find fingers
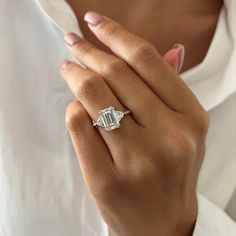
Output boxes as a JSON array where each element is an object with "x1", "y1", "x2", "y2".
[
  {"x1": 65, "y1": 101, "x2": 114, "y2": 192},
  {"x1": 84, "y1": 11, "x2": 199, "y2": 113},
  {"x1": 60, "y1": 61, "x2": 138, "y2": 160},
  {"x1": 64, "y1": 33, "x2": 169, "y2": 126}
]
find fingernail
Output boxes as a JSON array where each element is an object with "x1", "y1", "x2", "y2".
[
  {"x1": 84, "y1": 11, "x2": 104, "y2": 26},
  {"x1": 61, "y1": 60, "x2": 71, "y2": 69},
  {"x1": 173, "y1": 44, "x2": 185, "y2": 73},
  {"x1": 64, "y1": 33, "x2": 82, "y2": 46}
]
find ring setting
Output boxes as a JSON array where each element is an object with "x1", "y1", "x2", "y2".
[{"x1": 92, "y1": 106, "x2": 131, "y2": 131}]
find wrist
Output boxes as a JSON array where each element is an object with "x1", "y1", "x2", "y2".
[{"x1": 169, "y1": 194, "x2": 198, "y2": 236}]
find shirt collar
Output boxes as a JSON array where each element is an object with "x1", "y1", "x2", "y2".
[{"x1": 180, "y1": 4, "x2": 236, "y2": 111}]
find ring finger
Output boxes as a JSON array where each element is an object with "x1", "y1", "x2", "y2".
[{"x1": 60, "y1": 61, "x2": 138, "y2": 160}]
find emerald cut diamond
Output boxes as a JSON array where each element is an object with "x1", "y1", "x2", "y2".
[
  {"x1": 99, "y1": 106, "x2": 120, "y2": 131},
  {"x1": 93, "y1": 106, "x2": 131, "y2": 131}
]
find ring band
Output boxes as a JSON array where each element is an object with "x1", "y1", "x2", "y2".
[{"x1": 92, "y1": 106, "x2": 131, "y2": 131}]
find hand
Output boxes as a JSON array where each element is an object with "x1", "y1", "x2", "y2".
[{"x1": 60, "y1": 11, "x2": 209, "y2": 236}]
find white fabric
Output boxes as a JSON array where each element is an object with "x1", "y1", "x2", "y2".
[
  {"x1": 193, "y1": 193, "x2": 236, "y2": 235},
  {"x1": 0, "y1": 0, "x2": 235, "y2": 235}
]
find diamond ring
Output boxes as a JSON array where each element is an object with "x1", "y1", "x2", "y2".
[{"x1": 92, "y1": 106, "x2": 131, "y2": 131}]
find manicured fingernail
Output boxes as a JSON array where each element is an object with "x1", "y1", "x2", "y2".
[
  {"x1": 64, "y1": 33, "x2": 82, "y2": 46},
  {"x1": 61, "y1": 60, "x2": 71, "y2": 69},
  {"x1": 173, "y1": 44, "x2": 185, "y2": 73},
  {"x1": 84, "y1": 11, "x2": 104, "y2": 26}
]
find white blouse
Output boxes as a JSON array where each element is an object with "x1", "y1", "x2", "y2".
[{"x1": 0, "y1": 0, "x2": 235, "y2": 235}]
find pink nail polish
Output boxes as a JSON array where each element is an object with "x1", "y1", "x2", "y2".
[
  {"x1": 84, "y1": 11, "x2": 104, "y2": 26},
  {"x1": 173, "y1": 44, "x2": 185, "y2": 73},
  {"x1": 64, "y1": 33, "x2": 82, "y2": 46},
  {"x1": 61, "y1": 60, "x2": 71, "y2": 69}
]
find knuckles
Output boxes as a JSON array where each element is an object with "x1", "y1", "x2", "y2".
[
  {"x1": 157, "y1": 118, "x2": 200, "y2": 165},
  {"x1": 187, "y1": 108, "x2": 210, "y2": 140},
  {"x1": 195, "y1": 110, "x2": 210, "y2": 137},
  {"x1": 75, "y1": 74, "x2": 103, "y2": 101},
  {"x1": 62, "y1": 63, "x2": 104, "y2": 102},
  {"x1": 172, "y1": 134, "x2": 197, "y2": 162},
  {"x1": 102, "y1": 58, "x2": 129, "y2": 77},
  {"x1": 100, "y1": 20, "x2": 121, "y2": 42},
  {"x1": 65, "y1": 101, "x2": 88, "y2": 132},
  {"x1": 160, "y1": 109, "x2": 210, "y2": 161},
  {"x1": 129, "y1": 42, "x2": 160, "y2": 65}
]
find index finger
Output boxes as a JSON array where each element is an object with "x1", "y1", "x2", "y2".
[{"x1": 84, "y1": 11, "x2": 202, "y2": 113}]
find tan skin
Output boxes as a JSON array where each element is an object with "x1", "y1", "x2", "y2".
[
  {"x1": 60, "y1": 1, "x2": 223, "y2": 235},
  {"x1": 66, "y1": 0, "x2": 223, "y2": 72}
]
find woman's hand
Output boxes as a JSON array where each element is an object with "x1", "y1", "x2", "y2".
[{"x1": 60, "y1": 11, "x2": 210, "y2": 236}]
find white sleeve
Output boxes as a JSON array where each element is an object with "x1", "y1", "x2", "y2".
[{"x1": 193, "y1": 192, "x2": 236, "y2": 235}]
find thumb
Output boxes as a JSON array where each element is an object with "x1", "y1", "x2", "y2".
[{"x1": 163, "y1": 44, "x2": 185, "y2": 73}]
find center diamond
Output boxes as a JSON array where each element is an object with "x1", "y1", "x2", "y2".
[{"x1": 99, "y1": 106, "x2": 120, "y2": 131}]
